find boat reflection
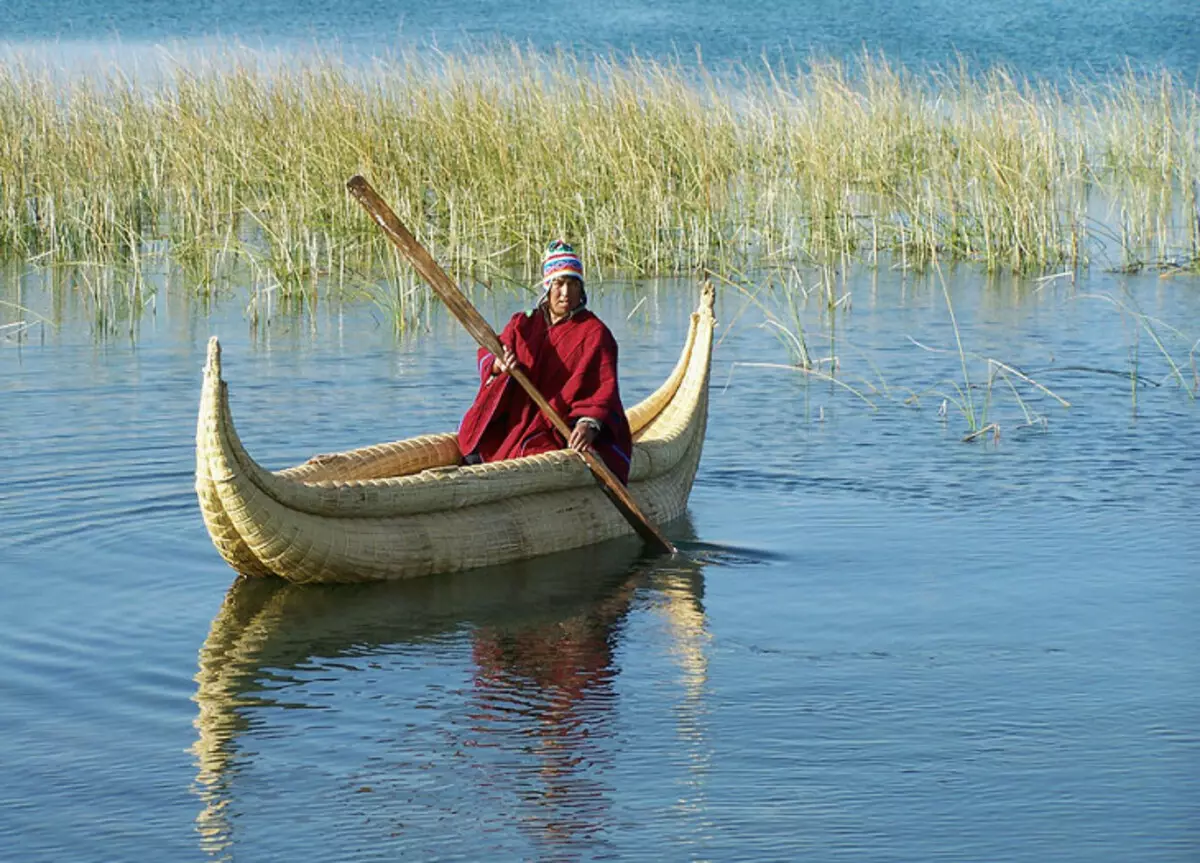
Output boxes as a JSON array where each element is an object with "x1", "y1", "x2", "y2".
[{"x1": 192, "y1": 521, "x2": 711, "y2": 858}]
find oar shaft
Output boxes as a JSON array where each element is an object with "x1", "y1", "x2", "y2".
[
  {"x1": 508, "y1": 367, "x2": 671, "y2": 550},
  {"x1": 346, "y1": 175, "x2": 676, "y2": 554},
  {"x1": 346, "y1": 177, "x2": 504, "y2": 357}
]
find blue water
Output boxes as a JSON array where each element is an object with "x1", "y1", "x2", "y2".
[
  {"x1": 2, "y1": 267, "x2": 1198, "y2": 860},
  {"x1": 2, "y1": 0, "x2": 1198, "y2": 81},
  {"x1": 1, "y1": 4, "x2": 1199, "y2": 859}
]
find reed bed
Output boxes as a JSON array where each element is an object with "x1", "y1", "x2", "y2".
[{"x1": 1, "y1": 45, "x2": 1197, "y2": 311}]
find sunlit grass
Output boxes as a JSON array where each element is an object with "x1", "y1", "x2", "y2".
[{"x1": 1, "y1": 43, "x2": 1197, "y2": 313}]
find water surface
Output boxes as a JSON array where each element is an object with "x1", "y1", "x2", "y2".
[
  {"x1": 2, "y1": 4, "x2": 1199, "y2": 859},
  {"x1": 1, "y1": 268, "x2": 1197, "y2": 860},
  {"x1": 2, "y1": 0, "x2": 1198, "y2": 81}
]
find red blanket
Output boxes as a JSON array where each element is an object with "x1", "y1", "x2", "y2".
[{"x1": 458, "y1": 308, "x2": 633, "y2": 482}]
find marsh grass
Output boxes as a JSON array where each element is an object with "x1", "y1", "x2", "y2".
[
  {"x1": 1, "y1": 45, "x2": 1197, "y2": 327},
  {"x1": 718, "y1": 268, "x2": 889, "y2": 411},
  {"x1": 1078, "y1": 290, "x2": 1200, "y2": 406},
  {"x1": 908, "y1": 263, "x2": 1072, "y2": 440},
  {"x1": 723, "y1": 261, "x2": 1086, "y2": 440}
]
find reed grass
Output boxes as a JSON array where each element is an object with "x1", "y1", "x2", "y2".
[
  {"x1": 1, "y1": 44, "x2": 1197, "y2": 315},
  {"x1": 720, "y1": 259, "x2": 1085, "y2": 440},
  {"x1": 1079, "y1": 291, "x2": 1199, "y2": 403}
]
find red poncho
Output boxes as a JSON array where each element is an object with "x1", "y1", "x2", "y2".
[{"x1": 458, "y1": 307, "x2": 633, "y2": 483}]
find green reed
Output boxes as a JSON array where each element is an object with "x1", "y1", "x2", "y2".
[
  {"x1": 927, "y1": 262, "x2": 1070, "y2": 440},
  {"x1": 1079, "y1": 290, "x2": 1199, "y2": 407},
  {"x1": 1, "y1": 45, "x2": 1198, "y2": 312}
]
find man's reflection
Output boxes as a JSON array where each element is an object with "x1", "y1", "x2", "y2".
[{"x1": 467, "y1": 576, "x2": 638, "y2": 851}]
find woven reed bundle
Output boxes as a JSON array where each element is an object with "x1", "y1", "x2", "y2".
[
  {"x1": 194, "y1": 284, "x2": 715, "y2": 582},
  {"x1": 280, "y1": 433, "x2": 463, "y2": 483}
]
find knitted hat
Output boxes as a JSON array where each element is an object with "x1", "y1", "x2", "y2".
[{"x1": 541, "y1": 239, "x2": 584, "y2": 289}]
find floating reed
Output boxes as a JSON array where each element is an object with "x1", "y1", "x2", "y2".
[{"x1": 0, "y1": 45, "x2": 1197, "y2": 302}]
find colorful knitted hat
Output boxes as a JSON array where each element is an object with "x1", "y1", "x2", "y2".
[{"x1": 541, "y1": 239, "x2": 584, "y2": 289}]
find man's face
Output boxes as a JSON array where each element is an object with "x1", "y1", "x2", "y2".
[{"x1": 547, "y1": 275, "x2": 583, "y2": 321}]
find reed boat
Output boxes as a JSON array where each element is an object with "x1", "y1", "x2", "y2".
[{"x1": 195, "y1": 284, "x2": 714, "y2": 583}]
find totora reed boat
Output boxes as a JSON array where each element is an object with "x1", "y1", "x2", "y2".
[{"x1": 195, "y1": 284, "x2": 714, "y2": 583}]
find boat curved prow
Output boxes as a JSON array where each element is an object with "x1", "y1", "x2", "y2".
[{"x1": 196, "y1": 337, "x2": 277, "y2": 577}]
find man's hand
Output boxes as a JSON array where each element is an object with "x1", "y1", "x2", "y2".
[
  {"x1": 568, "y1": 420, "x2": 598, "y2": 453},
  {"x1": 492, "y1": 345, "x2": 517, "y2": 376}
]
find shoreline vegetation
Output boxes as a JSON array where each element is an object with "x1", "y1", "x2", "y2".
[{"x1": 0, "y1": 44, "x2": 1197, "y2": 328}]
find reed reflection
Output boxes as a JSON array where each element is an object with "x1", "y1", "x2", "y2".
[{"x1": 191, "y1": 524, "x2": 711, "y2": 859}]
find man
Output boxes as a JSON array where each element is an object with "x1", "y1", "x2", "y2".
[{"x1": 458, "y1": 240, "x2": 633, "y2": 483}]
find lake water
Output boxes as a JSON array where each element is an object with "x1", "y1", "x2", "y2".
[
  {"x1": 2, "y1": 4, "x2": 1200, "y2": 860},
  {"x1": 2, "y1": 268, "x2": 1198, "y2": 861},
  {"x1": 2, "y1": 0, "x2": 1199, "y2": 82}
]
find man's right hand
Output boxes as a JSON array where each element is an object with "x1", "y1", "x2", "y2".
[{"x1": 492, "y1": 345, "x2": 518, "y2": 376}]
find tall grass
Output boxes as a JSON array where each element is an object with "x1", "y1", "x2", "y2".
[{"x1": 1, "y1": 45, "x2": 1197, "y2": 306}]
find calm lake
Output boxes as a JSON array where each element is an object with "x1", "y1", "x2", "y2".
[
  {"x1": 2, "y1": 0, "x2": 1199, "y2": 81},
  {"x1": 2, "y1": 3, "x2": 1200, "y2": 861},
  {"x1": 3, "y1": 268, "x2": 1198, "y2": 860}
]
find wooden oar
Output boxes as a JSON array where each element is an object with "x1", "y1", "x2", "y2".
[{"x1": 346, "y1": 175, "x2": 677, "y2": 555}]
